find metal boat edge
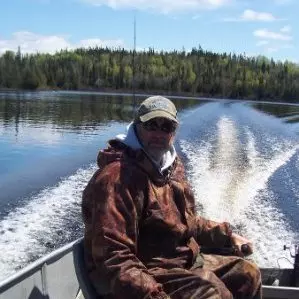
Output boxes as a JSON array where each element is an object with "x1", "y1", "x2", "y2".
[{"x1": 0, "y1": 238, "x2": 298, "y2": 299}]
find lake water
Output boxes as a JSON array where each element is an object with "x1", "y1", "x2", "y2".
[{"x1": 0, "y1": 91, "x2": 298, "y2": 281}]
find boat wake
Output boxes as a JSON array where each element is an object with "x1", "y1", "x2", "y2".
[
  {"x1": 0, "y1": 165, "x2": 96, "y2": 281},
  {"x1": 179, "y1": 102, "x2": 299, "y2": 268}
]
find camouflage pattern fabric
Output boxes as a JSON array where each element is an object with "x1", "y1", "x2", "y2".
[{"x1": 82, "y1": 139, "x2": 261, "y2": 299}]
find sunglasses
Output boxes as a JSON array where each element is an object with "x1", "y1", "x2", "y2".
[{"x1": 142, "y1": 119, "x2": 177, "y2": 134}]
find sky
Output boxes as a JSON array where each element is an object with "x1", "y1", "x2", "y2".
[{"x1": 0, "y1": 0, "x2": 298, "y2": 62}]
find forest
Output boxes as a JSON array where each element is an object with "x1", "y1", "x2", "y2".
[{"x1": 0, "y1": 46, "x2": 298, "y2": 103}]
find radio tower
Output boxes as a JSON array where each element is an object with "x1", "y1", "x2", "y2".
[{"x1": 133, "y1": 14, "x2": 137, "y2": 114}]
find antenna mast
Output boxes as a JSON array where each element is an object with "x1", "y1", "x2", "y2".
[{"x1": 133, "y1": 14, "x2": 137, "y2": 114}]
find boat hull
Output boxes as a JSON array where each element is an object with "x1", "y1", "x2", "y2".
[{"x1": 0, "y1": 239, "x2": 297, "y2": 299}]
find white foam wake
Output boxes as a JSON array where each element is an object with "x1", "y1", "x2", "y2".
[
  {"x1": 180, "y1": 116, "x2": 298, "y2": 268},
  {"x1": 0, "y1": 164, "x2": 96, "y2": 281}
]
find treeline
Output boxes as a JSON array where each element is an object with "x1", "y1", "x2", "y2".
[{"x1": 0, "y1": 46, "x2": 298, "y2": 103}]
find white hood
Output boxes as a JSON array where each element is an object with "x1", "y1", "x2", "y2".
[{"x1": 116, "y1": 122, "x2": 177, "y2": 173}]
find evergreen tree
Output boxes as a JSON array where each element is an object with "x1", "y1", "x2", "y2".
[{"x1": 0, "y1": 47, "x2": 298, "y2": 102}]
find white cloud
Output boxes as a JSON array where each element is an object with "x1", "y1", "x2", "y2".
[
  {"x1": 80, "y1": 0, "x2": 231, "y2": 13},
  {"x1": 256, "y1": 40, "x2": 269, "y2": 47},
  {"x1": 241, "y1": 9, "x2": 277, "y2": 22},
  {"x1": 263, "y1": 44, "x2": 293, "y2": 54},
  {"x1": 253, "y1": 28, "x2": 292, "y2": 41},
  {"x1": 77, "y1": 38, "x2": 124, "y2": 48},
  {"x1": 254, "y1": 27, "x2": 294, "y2": 58},
  {"x1": 224, "y1": 9, "x2": 279, "y2": 22},
  {"x1": 265, "y1": 47, "x2": 279, "y2": 53},
  {"x1": 0, "y1": 31, "x2": 125, "y2": 55},
  {"x1": 280, "y1": 25, "x2": 291, "y2": 33}
]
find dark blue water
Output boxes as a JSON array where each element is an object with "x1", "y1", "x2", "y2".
[{"x1": 0, "y1": 91, "x2": 298, "y2": 280}]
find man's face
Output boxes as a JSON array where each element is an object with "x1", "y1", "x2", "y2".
[{"x1": 136, "y1": 117, "x2": 178, "y2": 161}]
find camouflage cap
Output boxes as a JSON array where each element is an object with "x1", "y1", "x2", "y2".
[{"x1": 136, "y1": 96, "x2": 178, "y2": 123}]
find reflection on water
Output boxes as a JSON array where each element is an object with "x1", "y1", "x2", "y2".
[
  {"x1": 0, "y1": 93, "x2": 135, "y2": 130},
  {"x1": 0, "y1": 92, "x2": 205, "y2": 129},
  {"x1": 251, "y1": 102, "x2": 299, "y2": 123}
]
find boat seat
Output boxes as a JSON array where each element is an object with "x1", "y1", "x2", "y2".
[{"x1": 72, "y1": 239, "x2": 103, "y2": 299}]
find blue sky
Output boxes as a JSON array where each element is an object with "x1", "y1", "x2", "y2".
[{"x1": 0, "y1": 0, "x2": 298, "y2": 62}]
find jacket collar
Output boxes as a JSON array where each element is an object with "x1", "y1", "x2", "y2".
[{"x1": 115, "y1": 122, "x2": 177, "y2": 174}]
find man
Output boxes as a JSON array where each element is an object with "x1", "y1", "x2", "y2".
[{"x1": 82, "y1": 96, "x2": 261, "y2": 299}]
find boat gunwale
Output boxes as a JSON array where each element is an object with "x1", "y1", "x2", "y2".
[
  {"x1": 0, "y1": 238, "x2": 81, "y2": 293},
  {"x1": 0, "y1": 237, "x2": 298, "y2": 296}
]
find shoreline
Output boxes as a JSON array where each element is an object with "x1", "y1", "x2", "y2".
[{"x1": 0, "y1": 88, "x2": 298, "y2": 106}]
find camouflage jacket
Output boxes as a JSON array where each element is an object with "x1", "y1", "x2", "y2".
[{"x1": 82, "y1": 140, "x2": 233, "y2": 299}]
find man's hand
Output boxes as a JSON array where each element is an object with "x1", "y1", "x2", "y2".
[{"x1": 230, "y1": 233, "x2": 253, "y2": 257}]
